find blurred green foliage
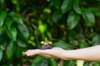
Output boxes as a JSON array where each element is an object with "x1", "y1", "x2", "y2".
[{"x1": 0, "y1": 0, "x2": 100, "y2": 66}]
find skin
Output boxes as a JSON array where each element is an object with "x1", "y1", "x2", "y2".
[{"x1": 24, "y1": 45, "x2": 100, "y2": 61}]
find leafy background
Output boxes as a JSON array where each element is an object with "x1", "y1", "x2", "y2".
[{"x1": 0, "y1": 0, "x2": 100, "y2": 66}]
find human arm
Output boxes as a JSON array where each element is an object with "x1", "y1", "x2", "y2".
[{"x1": 24, "y1": 45, "x2": 100, "y2": 61}]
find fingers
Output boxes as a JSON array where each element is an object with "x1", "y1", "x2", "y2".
[
  {"x1": 24, "y1": 47, "x2": 62, "y2": 56},
  {"x1": 24, "y1": 47, "x2": 64, "y2": 59},
  {"x1": 24, "y1": 49, "x2": 41, "y2": 56},
  {"x1": 24, "y1": 49, "x2": 54, "y2": 58}
]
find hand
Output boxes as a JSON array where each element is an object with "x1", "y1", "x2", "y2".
[{"x1": 24, "y1": 47, "x2": 67, "y2": 59}]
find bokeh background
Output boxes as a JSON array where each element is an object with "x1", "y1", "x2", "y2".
[{"x1": 0, "y1": 0, "x2": 100, "y2": 66}]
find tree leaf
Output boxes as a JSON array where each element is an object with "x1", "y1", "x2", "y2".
[
  {"x1": 90, "y1": 62, "x2": 100, "y2": 66},
  {"x1": 92, "y1": 34, "x2": 100, "y2": 45},
  {"x1": 17, "y1": 39, "x2": 27, "y2": 48},
  {"x1": 0, "y1": 49, "x2": 3, "y2": 61},
  {"x1": 11, "y1": 0, "x2": 17, "y2": 4},
  {"x1": 15, "y1": 46, "x2": 23, "y2": 58},
  {"x1": 0, "y1": 11, "x2": 7, "y2": 27},
  {"x1": 6, "y1": 41, "x2": 15, "y2": 60},
  {"x1": 52, "y1": 10, "x2": 62, "y2": 22},
  {"x1": 61, "y1": 0, "x2": 72, "y2": 13},
  {"x1": 9, "y1": 12, "x2": 23, "y2": 24},
  {"x1": 64, "y1": 60, "x2": 76, "y2": 66},
  {"x1": 43, "y1": 8, "x2": 51, "y2": 14},
  {"x1": 91, "y1": 8, "x2": 100, "y2": 16},
  {"x1": 7, "y1": 26, "x2": 17, "y2": 41},
  {"x1": 38, "y1": 21, "x2": 47, "y2": 33},
  {"x1": 14, "y1": 17, "x2": 23, "y2": 24},
  {"x1": 49, "y1": 59, "x2": 57, "y2": 66},
  {"x1": 80, "y1": 40, "x2": 89, "y2": 48},
  {"x1": 17, "y1": 23, "x2": 29, "y2": 39},
  {"x1": 67, "y1": 12, "x2": 80, "y2": 29},
  {"x1": 33, "y1": 56, "x2": 45, "y2": 64},
  {"x1": 53, "y1": 0, "x2": 61, "y2": 9},
  {"x1": 0, "y1": 0, "x2": 5, "y2": 7},
  {"x1": 82, "y1": 8, "x2": 95, "y2": 27},
  {"x1": 5, "y1": 18, "x2": 13, "y2": 29},
  {"x1": 0, "y1": 26, "x2": 4, "y2": 35},
  {"x1": 73, "y1": 0, "x2": 81, "y2": 14},
  {"x1": 54, "y1": 41, "x2": 72, "y2": 50}
]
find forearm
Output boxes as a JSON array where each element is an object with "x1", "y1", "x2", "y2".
[
  {"x1": 64, "y1": 45, "x2": 100, "y2": 61},
  {"x1": 24, "y1": 45, "x2": 100, "y2": 61}
]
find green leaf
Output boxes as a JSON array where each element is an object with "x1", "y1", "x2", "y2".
[
  {"x1": 5, "y1": 18, "x2": 13, "y2": 29},
  {"x1": 11, "y1": 0, "x2": 17, "y2": 4},
  {"x1": 17, "y1": 40, "x2": 27, "y2": 48},
  {"x1": 33, "y1": 56, "x2": 44, "y2": 64},
  {"x1": 0, "y1": 49, "x2": 3, "y2": 61},
  {"x1": 54, "y1": 41, "x2": 72, "y2": 50},
  {"x1": 82, "y1": 8, "x2": 95, "y2": 27},
  {"x1": 0, "y1": 11, "x2": 7, "y2": 27},
  {"x1": 9, "y1": 12, "x2": 23, "y2": 24},
  {"x1": 90, "y1": 62, "x2": 100, "y2": 66},
  {"x1": 67, "y1": 31, "x2": 76, "y2": 40},
  {"x1": 73, "y1": 0, "x2": 81, "y2": 14},
  {"x1": 49, "y1": 59, "x2": 57, "y2": 66},
  {"x1": 64, "y1": 60, "x2": 76, "y2": 66},
  {"x1": 7, "y1": 26, "x2": 17, "y2": 41},
  {"x1": 14, "y1": 17, "x2": 23, "y2": 24},
  {"x1": 38, "y1": 21, "x2": 47, "y2": 33},
  {"x1": 53, "y1": 0, "x2": 61, "y2": 9},
  {"x1": 91, "y1": 8, "x2": 100, "y2": 16},
  {"x1": 52, "y1": 10, "x2": 62, "y2": 22},
  {"x1": 31, "y1": 56, "x2": 45, "y2": 66},
  {"x1": 5, "y1": 12, "x2": 23, "y2": 29},
  {"x1": 17, "y1": 23, "x2": 29, "y2": 39},
  {"x1": 0, "y1": 26, "x2": 4, "y2": 35},
  {"x1": 80, "y1": 40, "x2": 89, "y2": 48},
  {"x1": 43, "y1": 8, "x2": 51, "y2": 14},
  {"x1": 6, "y1": 41, "x2": 15, "y2": 60},
  {"x1": 15, "y1": 46, "x2": 23, "y2": 58},
  {"x1": 28, "y1": 40, "x2": 36, "y2": 46},
  {"x1": 39, "y1": 60, "x2": 48, "y2": 66},
  {"x1": 92, "y1": 34, "x2": 100, "y2": 45},
  {"x1": 67, "y1": 12, "x2": 80, "y2": 29},
  {"x1": 0, "y1": 0, "x2": 5, "y2": 6},
  {"x1": 61, "y1": 0, "x2": 72, "y2": 13}
]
